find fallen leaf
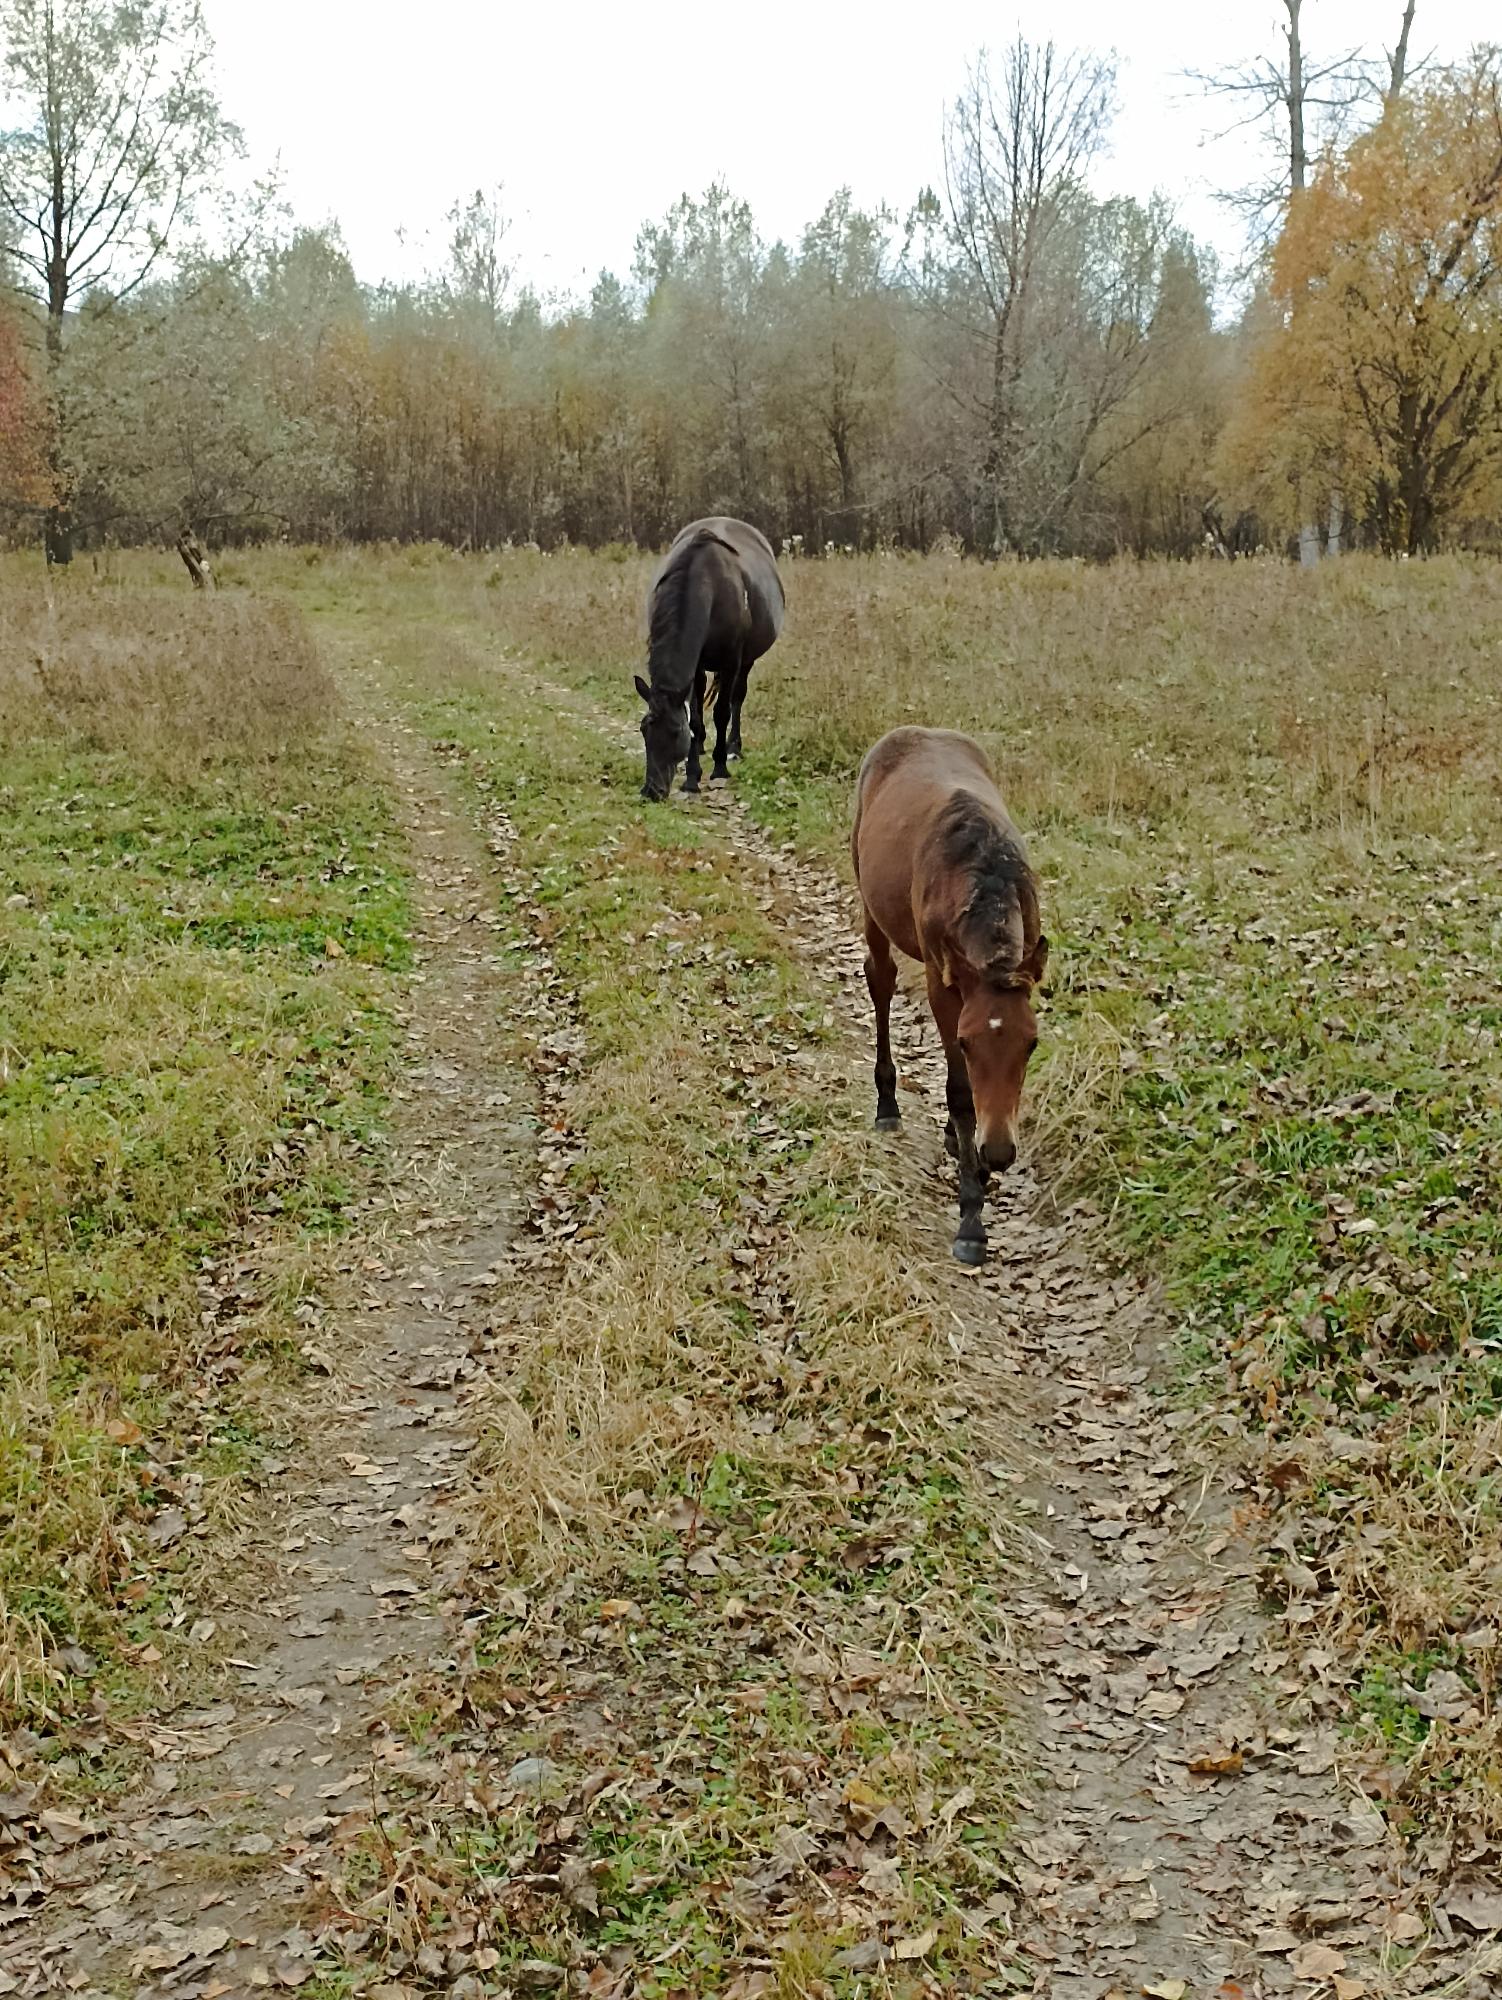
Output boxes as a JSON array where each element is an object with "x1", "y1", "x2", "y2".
[
  {"x1": 323, "y1": 936, "x2": 345, "y2": 958},
  {"x1": 145, "y1": 1507, "x2": 187, "y2": 1548},
  {"x1": 1444, "y1": 1876, "x2": 1502, "y2": 1933},
  {"x1": 1290, "y1": 1944, "x2": 1345, "y2": 1980},
  {"x1": 891, "y1": 1927, "x2": 938, "y2": 1962},
  {"x1": 1137, "y1": 1690, "x2": 1185, "y2": 1722},
  {"x1": 1333, "y1": 1980, "x2": 1366, "y2": 2000},
  {"x1": 1187, "y1": 1748, "x2": 1244, "y2": 1776},
  {"x1": 1142, "y1": 1982, "x2": 1188, "y2": 1999}
]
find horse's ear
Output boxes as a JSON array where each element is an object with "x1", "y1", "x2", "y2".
[
  {"x1": 1020, "y1": 933, "x2": 1049, "y2": 987},
  {"x1": 634, "y1": 674, "x2": 651, "y2": 703}
]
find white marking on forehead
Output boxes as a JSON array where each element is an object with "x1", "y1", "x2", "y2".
[{"x1": 989, "y1": 1017, "x2": 1003, "y2": 1031}]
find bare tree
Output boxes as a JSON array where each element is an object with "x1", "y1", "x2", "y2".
[
  {"x1": 0, "y1": 0, "x2": 239, "y2": 562},
  {"x1": 1193, "y1": 0, "x2": 1369, "y2": 248},
  {"x1": 938, "y1": 38, "x2": 1117, "y2": 552}
]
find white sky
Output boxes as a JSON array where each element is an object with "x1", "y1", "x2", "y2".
[{"x1": 205, "y1": 0, "x2": 1490, "y2": 299}]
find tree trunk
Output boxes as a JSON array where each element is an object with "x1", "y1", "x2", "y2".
[
  {"x1": 43, "y1": 311, "x2": 72, "y2": 566},
  {"x1": 1387, "y1": 0, "x2": 1418, "y2": 106},
  {"x1": 984, "y1": 315, "x2": 1017, "y2": 556},
  {"x1": 1284, "y1": 2, "x2": 1324, "y2": 564},
  {"x1": 1285, "y1": 0, "x2": 1307, "y2": 195},
  {"x1": 1326, "y1": 489, "x2": 1345, "y2": 557},
  {"x1": 176, "y1": 528, "x2": 214, "y2": 589}
]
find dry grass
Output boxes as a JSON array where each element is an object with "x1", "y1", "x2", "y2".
[{"x1": 0, "y1": 573, "x2": 336, "y2": 770}]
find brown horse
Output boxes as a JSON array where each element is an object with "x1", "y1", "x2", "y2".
[
  {"x1": 852, "y1": 727, "x2": 1048, "y2": 1265},
  {"x1": 635, "y1": 517, "x2": 785, "y2": 800}
]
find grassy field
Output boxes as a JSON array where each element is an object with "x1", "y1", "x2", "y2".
[
  {"x1": 10, "y1": 536, "x2": 1502, "y2": 1883},
  {"x1": 0, "y1": 564, "x2": 408, "y2": 1734},
  {"x1": 261, "y1": 542, "x2": 1502, "y2": 1838}
]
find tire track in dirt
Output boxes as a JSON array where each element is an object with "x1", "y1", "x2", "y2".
[
  {"x1": 1, "y1": 674, "x2": 533, "y2": 1996},
  {"x1": 523, "y1": 672, "x2": 1485, "y2": 2000}
]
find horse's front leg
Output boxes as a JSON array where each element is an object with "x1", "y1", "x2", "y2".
[
  {"x1": 709, "y1": 671, "x2": 734, "y2": 783},
  {"x1": 682, "y1": 672, "x2": 707, "y2": 794},
  {"x1": 928, "y1": 968, "x2": 987, "y2": 1264},
  {"x1": 946, "y1": 1055, "x2": 990, "y2": 1265},
  {"x1": 864, "y1": 918, "x2": 901, "y2": 1130}
]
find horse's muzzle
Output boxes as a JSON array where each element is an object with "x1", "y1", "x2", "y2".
[{"x1": 978, "y1": 1134, "x2": 1017, "y2": 1174}]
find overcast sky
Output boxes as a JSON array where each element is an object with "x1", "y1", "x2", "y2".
[{"x1": 205, "y1": 0, "x2": 1490, "y2": 299}]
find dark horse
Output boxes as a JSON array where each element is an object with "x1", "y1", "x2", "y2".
[
  {"x1": 635, "y1": 517, "x2": 785, "y2": 801},
  {"x1": 852, "y1": 727, "x2": 1048, "y2": 1265}
]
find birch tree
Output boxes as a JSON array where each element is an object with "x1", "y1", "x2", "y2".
[{"x1": 0, "y1": 0, "x2": 239, "y2": 560}]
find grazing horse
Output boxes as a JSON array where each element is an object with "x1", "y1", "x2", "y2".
[
  {"x1": 852, "y1": 727, "x2": 1048, "y2": 1265},
  {"x1": 635, "y1": 516, "x2": 785, "y2": 801}
]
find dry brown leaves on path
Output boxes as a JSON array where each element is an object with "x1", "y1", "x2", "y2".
[
  {"x1": 524, "y1": 674, "x2": 1502, "y2": 1999},
  {"x1": 2, "y1": 691, "x2": 530, "y2": 1995},
  {"x1": 6, "y1": 654, "x2": 1501, "y2": 2000}
]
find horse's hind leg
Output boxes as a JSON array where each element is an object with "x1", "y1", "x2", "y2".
[
  {"x1": 728, "y1": 660, "x2": 750, "y2": 760},
  {"x1": 864, "y1": 918, "x2": 901, "y2": 1130},
  {"x1": 709, "y1": 669, "x2": 734, "y2": 782},
  {"x1": 683, "y1": 670, "x2": 707, "y2": 794},
  {"x1": 927, "y1": 967, "x2": 988, "y2": 1265}
]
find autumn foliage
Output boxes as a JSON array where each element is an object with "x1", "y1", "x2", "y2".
[
  {"x1": 0, "y1": 311, "x2": 48, "y2": 510},
  {"x1": 1222, "y1": 50, "x2": 1502, "y2": 553}
]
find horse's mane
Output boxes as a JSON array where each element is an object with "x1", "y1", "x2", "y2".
[
  {"x1": 935, "y1": 790, "x2": 1039, "y2": 984},
  {"x1": 647, "y1": 529, "x2": 736, "y2": 684}
]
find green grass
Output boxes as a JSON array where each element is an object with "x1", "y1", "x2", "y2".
[
  {"x1": 0, "y1": 563, "x2": 409, "y2": 1727},
  {"x1": 265, "y1": 542, "x2": 1502, "y2": 1837}
]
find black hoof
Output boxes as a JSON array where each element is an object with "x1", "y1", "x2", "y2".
[
  {"x1": 952, "y1": 1237, "x2": 987, "y2": 1267},
  {"x1": 710, "y1": 769, "x2": 730, "y2": 785},
  {"x1": 681, "y1": 779, "x2": 701, "y2": 795},
  {"x1": 874, "y1": 1115, "x2": 902, "y2": 1133}
]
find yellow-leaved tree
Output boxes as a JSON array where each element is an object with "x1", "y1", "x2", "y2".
[{"x1": 1221, "y1": 49, "x2": 1502, "y2": 554}]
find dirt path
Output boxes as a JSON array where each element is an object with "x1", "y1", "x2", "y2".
[
  {"x1": 528, "y1": 677, "x2": 1472, "y2": 1999},
  {"x1": 2, "y1": 690, "x2": 531, "y2": 1996},
  {"x1": 5, "y1": 655, "x2": 1483, "y2": 2000}
]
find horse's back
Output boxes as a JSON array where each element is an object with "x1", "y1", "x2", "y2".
[
  {"x1": 857, "y1": 726, "x2": 1001, "y2": 821},
  {"x1": 657, "y1": 516, "x2": 784, "y2": 655},
  {"x1": 854, "y1": 728, "x2": 1014, "y2": 957}
]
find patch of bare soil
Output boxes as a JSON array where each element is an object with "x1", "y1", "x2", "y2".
[
  {"x1": 536, "y1": 680, "x2": 1496, "y2": 2000},
  {"x1": 1, "y1": 701, "x2": 531, "y2": 1996}
]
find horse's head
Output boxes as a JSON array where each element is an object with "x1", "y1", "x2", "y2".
[
  {"x1": 635, "y1": 674, "x2": 690, "y2": 801},
  {"x1": 954, "y1": 934, "x2": 1048, "y2": 1173}
]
